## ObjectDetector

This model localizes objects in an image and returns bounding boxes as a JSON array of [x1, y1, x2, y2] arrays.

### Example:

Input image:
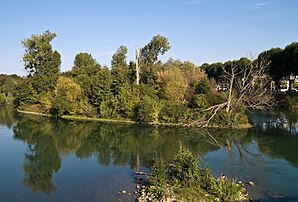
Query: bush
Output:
[[170, 147, 201, 187], [14, 79, 37, 106], [0, 93, 6, 105], [159, 102, 190, 123], [285, 95, 298, 111], [190, 94, 209, 109], [209, 110, 248, 127], [195, 78, 211, 94], [144, 146, 248, 201], [136, 96, 163, 123], [148, 156, 168, 198]]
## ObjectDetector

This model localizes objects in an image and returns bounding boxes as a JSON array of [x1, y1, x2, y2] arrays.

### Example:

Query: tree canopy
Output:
[[22, 30, 61, 93]]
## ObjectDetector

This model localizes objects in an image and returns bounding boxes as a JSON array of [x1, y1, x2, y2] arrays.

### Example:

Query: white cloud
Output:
[[249, 2, 270, 9]]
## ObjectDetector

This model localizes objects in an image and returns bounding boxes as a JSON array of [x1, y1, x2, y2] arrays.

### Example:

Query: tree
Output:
[[111, 45, 128, 68], [141, 35, 171, 65], [22, 30, 61, 93], [191, 57, 274, 127], [137, 95, 163, 124], [156, 67, 187, 103], [258, 48, 284, 90], [14, 78, 37, 106], [139, 35, 170, 85], [202, 62, 224, 82], [283, 42, 298, 91], [224, 57, 274, 112], [70, 52, 113, 115], [52, 77, 89, 116], [115, 85, 140, 118], [111, 46, 130, 94]]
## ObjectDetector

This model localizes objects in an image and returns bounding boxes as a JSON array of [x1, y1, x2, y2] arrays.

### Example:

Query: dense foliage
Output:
[[0, 74, 21, 105], [7, 30, 297, 126]]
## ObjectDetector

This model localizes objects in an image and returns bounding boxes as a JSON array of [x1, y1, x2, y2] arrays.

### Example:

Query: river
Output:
[[0, 106, 298, 201]]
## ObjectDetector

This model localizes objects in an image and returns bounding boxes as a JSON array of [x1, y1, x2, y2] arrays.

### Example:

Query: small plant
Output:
[[148, 155, 168, 198]]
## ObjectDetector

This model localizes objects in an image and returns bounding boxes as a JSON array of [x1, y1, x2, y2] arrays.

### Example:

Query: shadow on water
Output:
[[0, 107, 297, 201]]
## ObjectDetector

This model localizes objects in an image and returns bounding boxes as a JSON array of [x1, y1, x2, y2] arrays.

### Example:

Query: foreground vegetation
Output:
[[138, 147, 248, 201], [1, 30, 298, 127]]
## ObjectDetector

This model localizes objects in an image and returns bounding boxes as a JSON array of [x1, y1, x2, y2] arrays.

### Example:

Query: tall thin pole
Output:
[[136, 47, 140, 85]]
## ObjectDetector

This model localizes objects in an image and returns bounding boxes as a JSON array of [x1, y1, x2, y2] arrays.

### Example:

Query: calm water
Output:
[[0, 106, 298, 202]]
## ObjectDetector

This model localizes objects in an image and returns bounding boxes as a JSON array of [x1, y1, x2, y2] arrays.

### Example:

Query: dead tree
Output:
[[136, 47, 140, 85], [191, 57, 274, 127], [223, 57, 274, 111]]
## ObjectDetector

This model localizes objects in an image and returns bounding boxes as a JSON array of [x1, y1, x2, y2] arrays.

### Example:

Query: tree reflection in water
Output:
[[11, 111, 298, 195]]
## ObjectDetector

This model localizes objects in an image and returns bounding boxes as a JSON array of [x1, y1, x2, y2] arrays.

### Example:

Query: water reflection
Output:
[[250, 130, 298, 168], [12, 113, 253, 194], [4, 109, 298, 201], [248, 110, 298, 135], [0, 105, 16, 128]]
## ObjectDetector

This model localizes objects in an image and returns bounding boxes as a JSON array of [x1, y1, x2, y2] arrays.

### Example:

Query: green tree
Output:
[[137, 96, 163, 123], [157, 67, 187, 103], [111, 45, 128, 68], [140, 35, 170, 84], [202, 62, 223, 82], [22, 30, 61, 93], [13, 78, 37, 106], [73, 52, 96, 74], [283, 42, 298, 91], [258, 48, 284, 89], [141, 35, 171, 65], [71, 53, 113, 116], [115, 85, 140, 118], [52, 77, 90, 116], [111, 46, 130, 95]]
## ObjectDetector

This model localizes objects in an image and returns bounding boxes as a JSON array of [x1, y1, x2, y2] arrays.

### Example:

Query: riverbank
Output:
[[16, 109, 253, 128], [16, 109, 253, 129]]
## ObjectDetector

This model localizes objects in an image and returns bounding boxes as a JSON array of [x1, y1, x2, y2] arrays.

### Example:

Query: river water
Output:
[[0, 106, 298, 201]]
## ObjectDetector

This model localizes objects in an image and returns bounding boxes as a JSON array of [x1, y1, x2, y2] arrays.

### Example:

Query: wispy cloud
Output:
[[249, 2, 270, 9]]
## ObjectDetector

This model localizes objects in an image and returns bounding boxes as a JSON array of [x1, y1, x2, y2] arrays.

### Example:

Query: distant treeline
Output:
[[203, 42, 298, 90]]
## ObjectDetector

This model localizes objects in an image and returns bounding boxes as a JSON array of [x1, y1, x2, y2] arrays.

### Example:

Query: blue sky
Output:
[[1, 0, 297, 75]]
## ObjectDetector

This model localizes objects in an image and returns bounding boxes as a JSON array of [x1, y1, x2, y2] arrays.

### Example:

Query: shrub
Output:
[[144, 146, 248, 201], [195, 78, 211, 94], [285, 95, 298, 111], [148, 156, 168, 198], [136, 96, 163, 123], [160, 102, 190, 123], [190, 94, 209, 109], [0, 93, 6, 105]]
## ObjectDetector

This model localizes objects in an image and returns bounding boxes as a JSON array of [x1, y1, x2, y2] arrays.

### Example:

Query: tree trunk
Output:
[[226, 68, 234, 113], [136, 48, 140, 85]]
